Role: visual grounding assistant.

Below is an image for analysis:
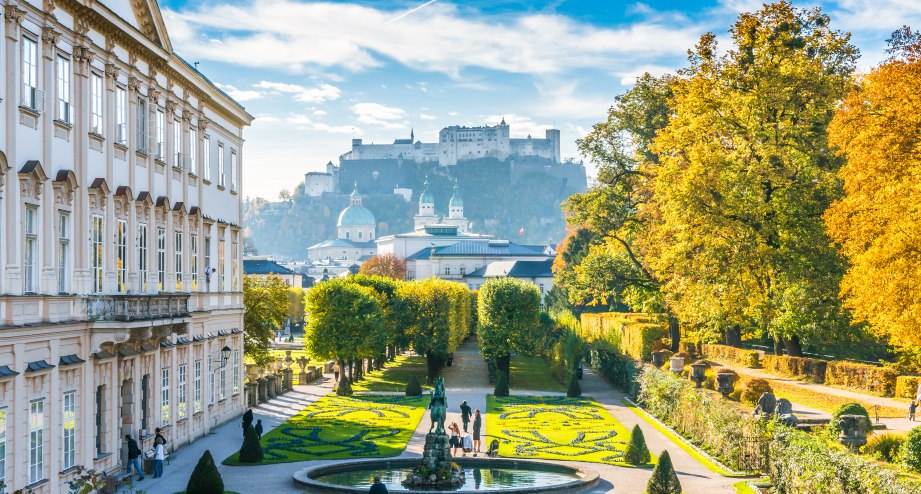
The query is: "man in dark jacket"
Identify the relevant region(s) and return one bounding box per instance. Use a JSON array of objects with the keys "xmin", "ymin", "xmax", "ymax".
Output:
[
  {"xmin": 254, "ymin": 419, "xmax": 264, "ymax": 439},
  {"xmin": 125, "ymin": 434, "xmax": 145, "ymax": 481},
  {"xmin": 460, "ymin": 401, "xmax": 472, "ymax": 432},
  {"xmin": 369, "ymin": 475, "xmax": 388, "ymax": 494},
  {"xmin": 242, "ymin": 408, "xmax": 254, "ymax": 438}
]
